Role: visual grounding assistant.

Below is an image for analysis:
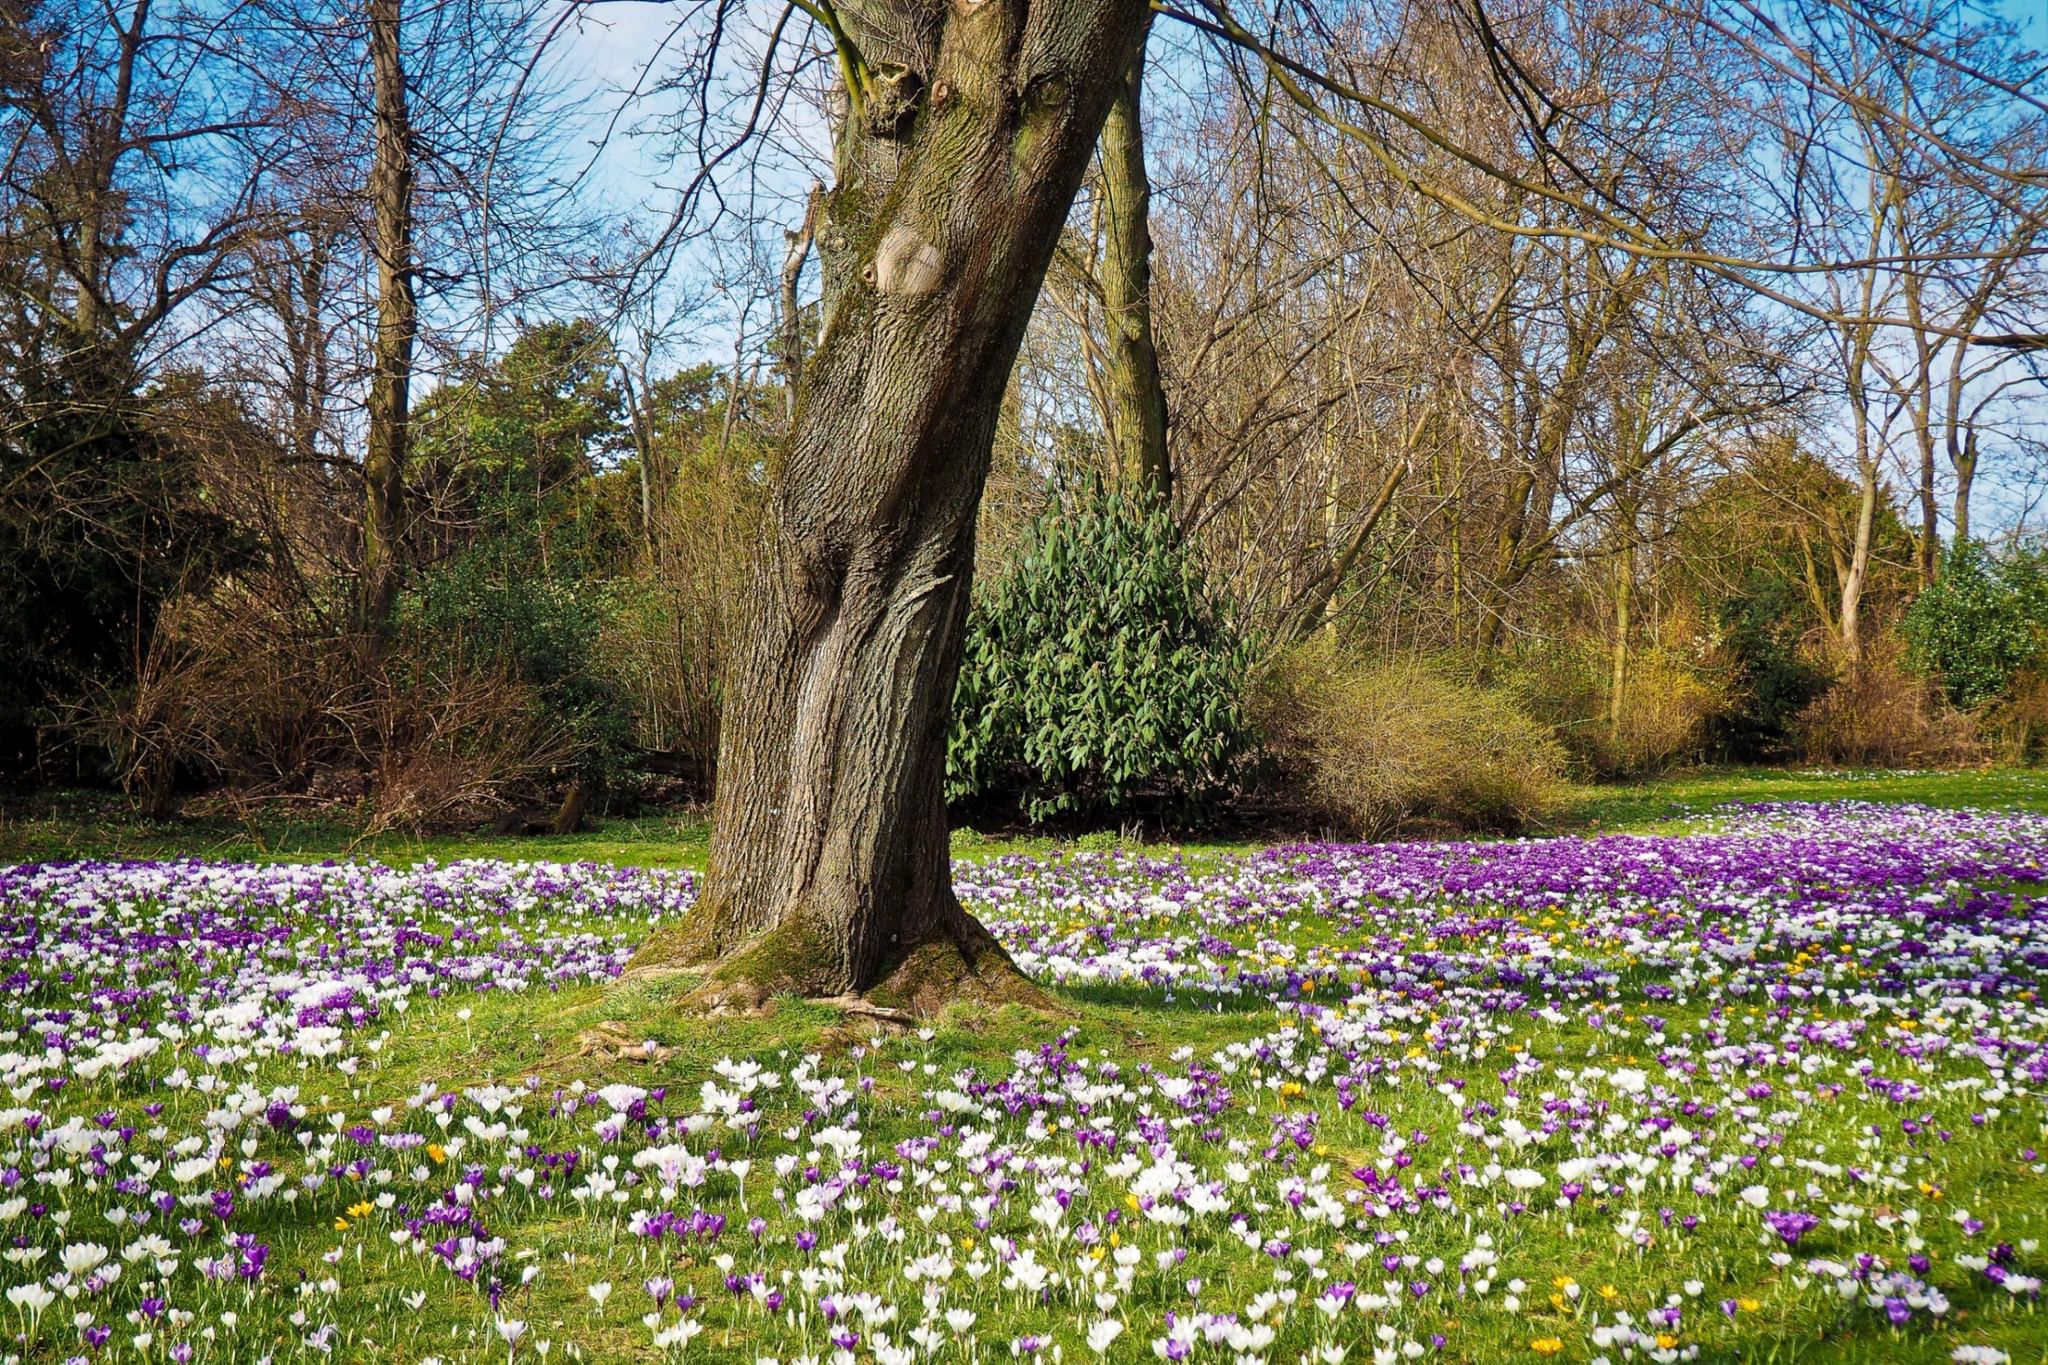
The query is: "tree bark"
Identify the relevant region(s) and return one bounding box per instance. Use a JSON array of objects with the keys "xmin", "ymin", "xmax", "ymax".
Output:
[
  {"xmin": 360, "ymin": 0, "xmax": 416, "ymax": 637},
  {"xmin": 634, "ymin": 0, "xmax": 1149, "ymax": 1012},
  {"xmin": 1839, "ymin": 457, "xmax": 1878, "ymax": 669},
  {"xmin": 1608, "ymin": 538, "xmax": 1631, "ymax": 740},
  {"xmin": 1098, "ymin": 23, "xmax": 1169, "ymax": 503},
  {"xmin": 1950, "ymin": 434, "xmax": 1976, "ymax": 546}
]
